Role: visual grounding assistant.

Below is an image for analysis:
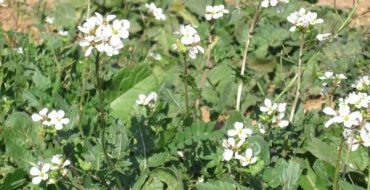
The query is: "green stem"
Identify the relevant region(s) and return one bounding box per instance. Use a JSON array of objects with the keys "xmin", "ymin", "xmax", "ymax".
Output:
[
  {"xmin": 289, "ymin": 33, "xmax": 305, "ymax": 122},
  {"xmin": 235, "ymin": 1, "xmax": 261, "ymax": 111},
  {"xmin": 333, "ymin": 139, "xmax": 344, "ymax": 190},
  {"xmin": 94, "ymin": 53, "xmax": 124, "ymax": 190},
  {"xmin": 183, "ymin": 56, "xmax": 190, "ymax": 115}
]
